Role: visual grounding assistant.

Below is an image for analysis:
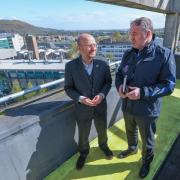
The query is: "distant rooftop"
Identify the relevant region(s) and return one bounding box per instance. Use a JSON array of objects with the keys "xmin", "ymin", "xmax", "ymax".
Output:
[
  {"xmin": 0, "ymin": 59, "xmax": 70, "ymax": 71},
  {"xmin": 99, "ymin": 41, "xmax": 131, "ymax": 45}
]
